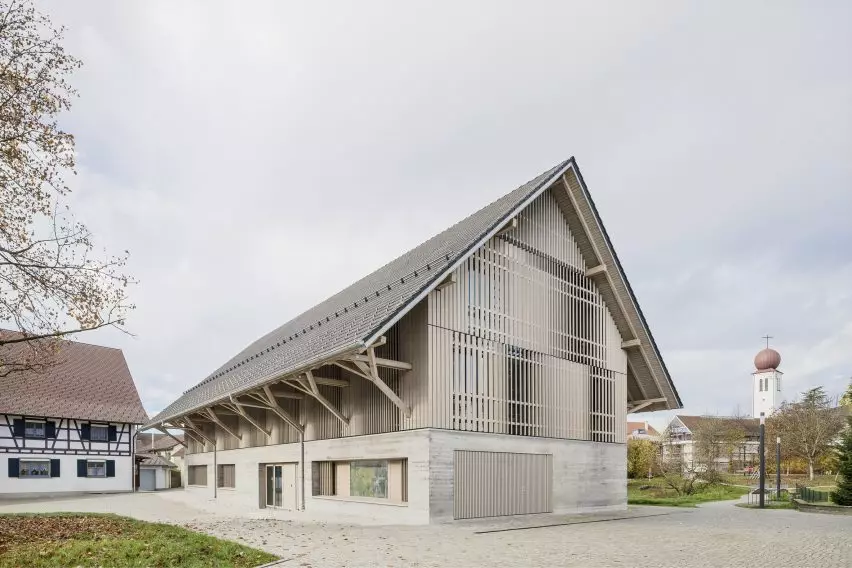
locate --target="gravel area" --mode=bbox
[2,492,851,567]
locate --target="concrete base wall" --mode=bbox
[428,430,626,522]
[183,429,625,524]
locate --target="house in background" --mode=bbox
[0,333,148,497]
[136,431,185,488]
[146,159,681,523]
[661,415,760,472]
[627,421,660,441]
[138,455,178,491]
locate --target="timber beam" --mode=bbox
[204,406,242,442]
[153,425,187,448]
[228,396,272,437]
[346,353,412,371]
[622,339,642,349]
[352,347,411,418]
[300,372,349,426]
[627,397,667,413]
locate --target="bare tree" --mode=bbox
[0,0,134,373]
[692,415,749,472]
[768,387,847,480]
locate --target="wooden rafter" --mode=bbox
[360,348,411,417]
[183,417,215,447]
[153,425,187,448]
[256,385,304,434]
[229,396,272,437]
[204,406,242,442]
[302,371,349,426]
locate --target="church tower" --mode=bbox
[752,340,782,417]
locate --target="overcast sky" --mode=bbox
[43,1,851,430]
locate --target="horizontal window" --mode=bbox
[350,460,388,499]
[25,421,45,438]
[312,459,407,503]
[87,460,106,478]
[217,464,235,488]
[20,460,50,478]
[188,465,207,486]
[90,425,109,442]
[76,459,114,478]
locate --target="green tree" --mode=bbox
[831,416,852,506]
[627,439,657,479]
[769,387,846,480]
[0,0,134,375]
[840,379,852,408]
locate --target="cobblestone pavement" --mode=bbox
[2,493,850,567]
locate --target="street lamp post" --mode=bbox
[776,437,781,498]
[759,412,766,508]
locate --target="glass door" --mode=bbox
[265,465,283,508]
[274,465,282,508]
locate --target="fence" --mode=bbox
[796,484,834,503]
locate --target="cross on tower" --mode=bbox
[762,335,773,349]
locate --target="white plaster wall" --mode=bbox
[0,454,133,495]
[428,430,626,522]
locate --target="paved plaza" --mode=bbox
[1,492,850,567]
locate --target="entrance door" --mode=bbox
[264,464,296,509]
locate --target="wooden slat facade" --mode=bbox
[187,186,627,454]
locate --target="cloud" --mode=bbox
[36,1,852,420]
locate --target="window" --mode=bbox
[25,421,45,438]
[312,459,407,502]
[86,460,106,478]
[90,425,109,442]
[188,465,207,486]
[350,460,388,499]
[217,464,235,488]
[20,460,50,477]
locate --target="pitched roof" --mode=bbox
[147,158,680,427]
[140,455,176,468]
[136,432,184,452]
[627,421,660,436]
[172,446,185,459]
[673,415,760,437]
[0,332,147,424]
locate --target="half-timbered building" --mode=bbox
[0,336,147,496]
[146,158,681,523]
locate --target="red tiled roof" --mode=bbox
[0,332,147,424]
[627,421,659,436]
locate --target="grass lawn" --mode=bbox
[628,478,750,507]
[0,513,277,568]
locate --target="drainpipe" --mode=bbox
[300,432,305,510]
[213,439,217,500]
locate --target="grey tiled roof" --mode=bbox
[147,160,570,426]
[0,333,148,424]
[140,455,177,468]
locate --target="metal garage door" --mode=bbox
[454,450,553,519]
[139,468,156,491]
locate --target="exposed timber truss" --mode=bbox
[156,336,413,449]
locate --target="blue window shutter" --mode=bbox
[77,459,87,477]
[108,425,117,441]
[45,421,56,438]
[8,458,19,478]
[80,423,90,440]
[12,419,24,438]
[106,460,116,478]
[50,459,60,477]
